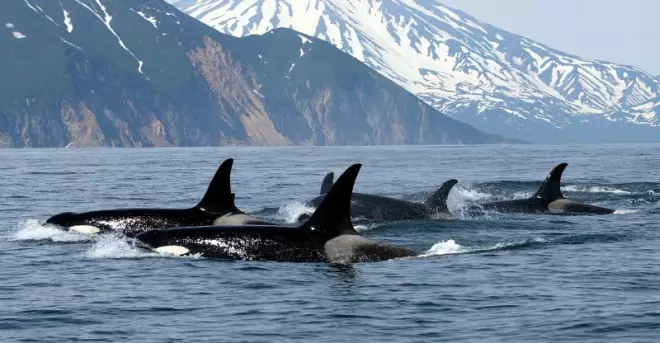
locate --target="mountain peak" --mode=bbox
[170,0,660,143]
[0,0,513,147]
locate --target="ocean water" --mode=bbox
[1,145,659,342]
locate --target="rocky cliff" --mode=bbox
[0,0,516,147]
[171,0,660,144]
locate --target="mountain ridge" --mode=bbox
[0,0,514,147]
[169,0,660,143]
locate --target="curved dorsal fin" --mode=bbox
[320,172,334,195]
[424,179,458,212]
[533,163,568,201]
[196,158,240,213]
[301,164,361,239]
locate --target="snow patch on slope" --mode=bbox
[23,0,38,13]
[74,0,144,74]
[136,10,159,29]
[6,22,26,39]
[172,0,660,139]
[12,31,27,39]
[62,8,73,33]
[60,37,82,49]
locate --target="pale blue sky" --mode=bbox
[439,0,659,75]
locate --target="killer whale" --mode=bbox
[297,172,458,222]
[136,164,421,263]
[46,159,273,237]
[479,163,615,214]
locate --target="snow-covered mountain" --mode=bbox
[0,0,512,147]
[168,0,660,143]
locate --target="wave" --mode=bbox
[420,237,548,258]
[613,209,640,214]
[561,185,633,195]
[85,234,155,259]
[419,231,630,259]
[419,239,465,256]
[458,184,639,200]
[9,219,91,243]
[85,234,204,260]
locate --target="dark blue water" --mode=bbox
[1,145,659,342]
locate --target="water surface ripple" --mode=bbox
[1,145,659,342]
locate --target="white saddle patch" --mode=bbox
[213,213,264,225]
[324,235,375,263]
[69,225,101,235]
[154,245,190,256]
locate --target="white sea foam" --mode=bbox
[447,185,495,218]
[354,224,379,232]
[278,201,315,223]
[85,234,204,259]
[451,186,493,202]
[420,239,465,256]
[85,233,154,259]
[613,209,639,214]
[10,219,91,242]
[512,191,533,199]
[561,185,632,195]
[420,237,548,258]
[96,218,144,230]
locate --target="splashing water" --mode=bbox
[278,201,315,223]
[354,224,376,232]
[10,219,91,243]
[85,233,208,260]
[420,239,465,256]
[452,186,494,202]
[447,186,496,218]
[85,233,155,259]
[512,191,533,199]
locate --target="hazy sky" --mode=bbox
[439,0,659,75]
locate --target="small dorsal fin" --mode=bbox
[301,164,361,239]
[424,179,458,212]
[196,158,240,213]
[320,172,334,194]
[533,163,567,201]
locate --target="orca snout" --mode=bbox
[136,230,164,247]
[46,212,77,227]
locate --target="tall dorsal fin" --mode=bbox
[301,164,361,239]
[533,163,568,201]
[196,158,240,213]
[424,179,458,212]
[320,172,334,195]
